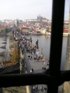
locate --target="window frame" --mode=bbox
[0,0,70,93]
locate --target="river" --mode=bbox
[26,35,68,71]
[0,35,68,71]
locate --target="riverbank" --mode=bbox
[22,32,69,37]
[43,32,68,37]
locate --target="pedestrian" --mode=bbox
[36,39,39,49]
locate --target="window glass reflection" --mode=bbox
[61,0,70,71]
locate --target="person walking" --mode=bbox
[36,39,39,49]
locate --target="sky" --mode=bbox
[0,0,69,20]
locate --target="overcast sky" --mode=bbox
[0,0,69,20]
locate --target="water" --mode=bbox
[27,35,68,70]
[0,36,10,62]
[61,37,68,70]
[0,35,68,70]
[30,36,51,58]
[0,35,67,93]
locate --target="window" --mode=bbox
[0,0,52,75]
[0,0,70,93]
[61,0,70,71]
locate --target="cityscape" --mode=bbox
[0,15,69,93]
[0,0,70,93]
[0,16,69,36]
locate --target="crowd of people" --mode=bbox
[19,36,44,61]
